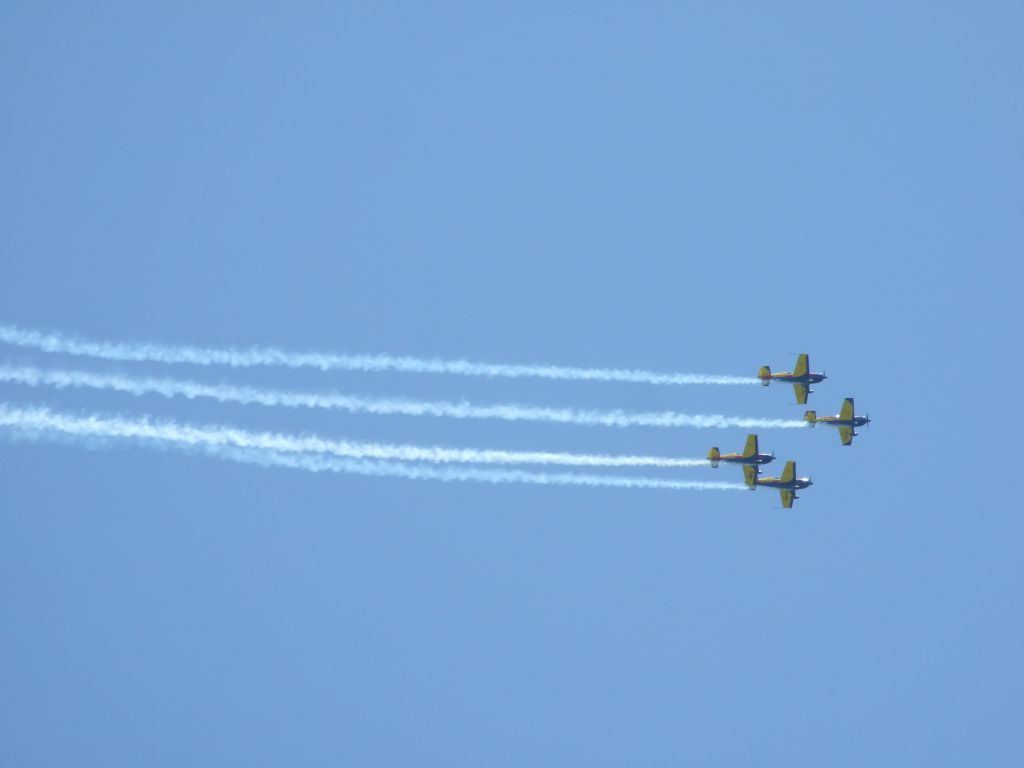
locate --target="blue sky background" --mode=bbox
[1,2,1021,765]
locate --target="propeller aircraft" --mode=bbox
[804,397,870,446]
[707,433,774,472]
[743,461,812,508]
[759,353,826,404]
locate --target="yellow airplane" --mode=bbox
[707,433,774,472]
[743,461,812,508]
[758,353,826,404]
[804,397,871,446]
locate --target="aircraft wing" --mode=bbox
[743,433,758,458]
[793,354,809,377]
[742,465,758,488]
[839,398,854,421]
[780,490,795,508]
[839,426,855,446]
[779,461,796,483]
[793,383,809,404]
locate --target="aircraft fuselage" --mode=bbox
[717,453,774,466]
[756,477,812,492]
[817,416,870,428]
[765,372,826,385]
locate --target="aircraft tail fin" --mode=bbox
[758,365,771,384]
[742,434,758,458]
[707,447,720,467]
[742,465,758,489]
[804,410,817,425]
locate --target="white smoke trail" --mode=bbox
[0,403,709,470]
[0,365,806,430]
[0,325,758,386]
[0,404,745,492]
[208,448,744,491]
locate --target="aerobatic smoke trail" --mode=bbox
[0,405,745,491]
[0,403,710,470]
[0,365,806,430]
[0,325,758,386]
[204,448,744,490]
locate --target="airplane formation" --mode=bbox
[708,354,870,508]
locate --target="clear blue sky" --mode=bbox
[1,2,1021,765]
